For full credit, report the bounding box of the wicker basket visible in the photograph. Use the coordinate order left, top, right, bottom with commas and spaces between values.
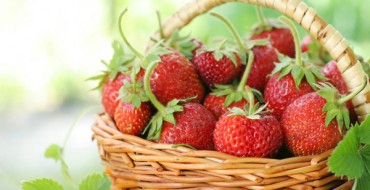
92, 0, 370, 189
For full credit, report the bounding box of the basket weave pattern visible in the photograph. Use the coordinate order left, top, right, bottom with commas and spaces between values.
92, 0, 369, 189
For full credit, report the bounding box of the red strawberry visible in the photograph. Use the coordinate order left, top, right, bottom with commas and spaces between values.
251, 8, 294, 57
281, 92, 344, 156
264, 74, 314, 120
101, 73, 131, 116
263, 16, 325, 120
243, 44, 279, 92
204, 94, 248, 119
114, 101, 152, 135
143, 58, 215, 150
213, 101, 283, 158
150, 50, 205, 105
321, 61, 357, 122
158, 102, 216, 150
193, 48, 242, 88
252, 27, 294, 58
281, 79, 366, 156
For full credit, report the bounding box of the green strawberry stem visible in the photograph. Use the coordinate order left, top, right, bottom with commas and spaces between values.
156, 11, 165, 40
279, 16, 302, 67
118, 8, 144, 60
237, 52, 255, 92
143, 60, 166, 114
338, 77, 367, 105
246, 86, 255, 114
209, 12, 246, 53
255, 6, 266, 29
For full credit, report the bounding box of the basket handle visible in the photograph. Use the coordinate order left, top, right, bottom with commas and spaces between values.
148, 0, 370, 122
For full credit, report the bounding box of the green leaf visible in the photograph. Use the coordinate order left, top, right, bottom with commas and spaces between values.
359, 117, 370, 144
45, 144, 63, 162
79, 173, 111, 190
22, 178, 64, 190
328, 125, 363, 179
304, 69, 316, 89
354, 171, 370, 190
291, 66, 305, 88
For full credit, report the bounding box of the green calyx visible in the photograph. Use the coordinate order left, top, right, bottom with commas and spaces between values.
142, 59, 192, 140
209, 12, 247, 65
211, 51, 263, 107
88, 40, 135, 91
165, 30, 198, 59
198, 39, 240, 67
117, 76, 149, 108
271, 16, 326, 90
227, 86, 269, 120
317, 77, 367, 131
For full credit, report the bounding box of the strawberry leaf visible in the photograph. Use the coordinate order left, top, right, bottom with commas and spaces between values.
79, 173, 111, 190
45, 144, 63, 162
328, 125, 363, 179
165, 30, 198, 59
22, 178, 64, 190
329, 116, 370, 190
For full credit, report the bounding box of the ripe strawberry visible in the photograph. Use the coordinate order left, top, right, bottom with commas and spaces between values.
243, 44, 279, 92
252, 26, 294, 58
263, 17, 325, 120
193, 46, 242, 88
280, 79, 366, 156
114, 101, 152, 135
143, 61, 215, 150
158, 102, 216, 150
321, 61, 357, 122
204, 94, 248, 119
150, 50, 205, 105
264, 74, 314, 120
281, 92, 344, 156
213, 99, 283, 158
101, 73, 131, 116
251, 8, 294, 58
201, 12, 264, 117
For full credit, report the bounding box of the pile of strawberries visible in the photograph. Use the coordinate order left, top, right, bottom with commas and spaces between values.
92, 8, 365, 159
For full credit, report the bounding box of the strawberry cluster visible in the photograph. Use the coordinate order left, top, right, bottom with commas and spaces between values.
92, 8, 366, 159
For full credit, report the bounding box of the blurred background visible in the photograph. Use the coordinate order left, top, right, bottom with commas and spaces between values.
0, 0, 369, 189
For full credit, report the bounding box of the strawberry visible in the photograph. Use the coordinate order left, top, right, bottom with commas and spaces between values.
203, 93, 248, 119
281, 81, 366, 156
101, 72, 131, 116
321, 61, 357, 122
264, 74, 314, 119
213, 88, 283, 157
114, 101, 152, 135
263, 17, 325, 120
301, 35, 312, 53
244, 44, 279, 92
143, 61, 216, 150
201, 12, 265, 119
158, 102, 216, 150
193, 48, 242, 88
251, 8, 294, 58
150, 49, 205, 105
